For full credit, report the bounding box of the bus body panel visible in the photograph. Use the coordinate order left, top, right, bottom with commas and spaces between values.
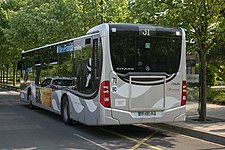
110, 106, 185, 124
102, 24, 186, 124
109, 71, 184, 111
19, 23, 186, 126
20, 81, 101, 125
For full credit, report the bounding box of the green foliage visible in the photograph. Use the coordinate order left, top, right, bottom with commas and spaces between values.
0, 0, 130, 71
129, 0, 225, 53
206, 65, 217, 86
128, 0, 225, 119
208, 42, 225, 83
3, 0, 129, 46
207, 88, 225, 105
187, 87, 225, 105
104, 0, 130, 23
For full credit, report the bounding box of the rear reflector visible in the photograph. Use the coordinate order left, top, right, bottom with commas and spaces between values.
100, 81, 111, 108
181, 81, 186, 106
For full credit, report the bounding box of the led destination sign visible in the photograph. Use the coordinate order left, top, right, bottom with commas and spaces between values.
57, 42, 74, 53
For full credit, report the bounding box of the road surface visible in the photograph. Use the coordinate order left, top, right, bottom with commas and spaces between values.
0, 87, 224, 150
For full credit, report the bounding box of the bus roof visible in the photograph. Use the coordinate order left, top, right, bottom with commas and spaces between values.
21, 32, 100, 54
22, 23, 182, 54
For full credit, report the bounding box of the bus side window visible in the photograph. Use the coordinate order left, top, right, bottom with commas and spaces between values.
73, 36, 101, 95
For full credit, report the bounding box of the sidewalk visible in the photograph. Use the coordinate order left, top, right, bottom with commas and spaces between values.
164, 101, 225, 145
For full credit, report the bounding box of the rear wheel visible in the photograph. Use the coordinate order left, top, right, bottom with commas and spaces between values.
62, 96, 72, 125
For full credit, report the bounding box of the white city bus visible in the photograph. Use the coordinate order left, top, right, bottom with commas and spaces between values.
19, 23, 186, 125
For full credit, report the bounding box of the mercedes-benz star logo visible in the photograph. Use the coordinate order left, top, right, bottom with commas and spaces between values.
145, 66, 150, 71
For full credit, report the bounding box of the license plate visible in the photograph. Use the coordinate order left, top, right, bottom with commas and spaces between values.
138, 111, 156, 116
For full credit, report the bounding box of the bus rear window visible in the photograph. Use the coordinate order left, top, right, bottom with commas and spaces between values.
110, 31, 182, 74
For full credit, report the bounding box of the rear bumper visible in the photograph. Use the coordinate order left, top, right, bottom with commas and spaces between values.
102, 106, 186, 125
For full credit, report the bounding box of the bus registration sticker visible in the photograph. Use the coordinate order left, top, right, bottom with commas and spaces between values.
115, 99, 126, 107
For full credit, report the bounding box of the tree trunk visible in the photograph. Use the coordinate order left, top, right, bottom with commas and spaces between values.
0, 69, 2, 83
6, 66, 9, 84
3, 69, 5, 84
199, 51, 207, 121
13, 66, 16, 87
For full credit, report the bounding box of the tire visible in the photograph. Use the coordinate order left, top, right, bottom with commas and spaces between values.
61, 96, 72, 125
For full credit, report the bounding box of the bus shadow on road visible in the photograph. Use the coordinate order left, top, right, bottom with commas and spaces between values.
21, 104, 177, 149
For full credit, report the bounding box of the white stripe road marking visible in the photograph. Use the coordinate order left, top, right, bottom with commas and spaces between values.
73, 134, 111, 150
0, 91, 19, 95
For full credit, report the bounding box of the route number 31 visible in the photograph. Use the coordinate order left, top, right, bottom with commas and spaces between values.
142, 29, 151, 36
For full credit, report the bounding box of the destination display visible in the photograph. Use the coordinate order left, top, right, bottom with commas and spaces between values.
57, 42, 74, 53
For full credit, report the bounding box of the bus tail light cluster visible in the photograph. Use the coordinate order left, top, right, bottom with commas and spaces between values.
181, 81, 186, 106
100, 81, 111, 108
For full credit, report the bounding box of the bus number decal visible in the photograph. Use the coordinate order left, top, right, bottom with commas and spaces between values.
112, 77, 118, 84
111, 85, 118, 93
142, 29, 150, 36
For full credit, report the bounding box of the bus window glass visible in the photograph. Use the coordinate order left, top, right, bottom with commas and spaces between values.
22, 53, 35, 82
57, 42, 74, 78
135, 36, 181, 74
39, 48, 50, 82
110, 30, 182, 75
73, 37, 101, 94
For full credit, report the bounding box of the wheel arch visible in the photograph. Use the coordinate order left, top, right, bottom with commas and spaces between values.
60, 93, 72, 124
60, 93, 69, 115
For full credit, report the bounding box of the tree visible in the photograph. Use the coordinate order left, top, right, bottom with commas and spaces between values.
130, 0, 225, 121
4, 0, 131, 51
0, 0, 132, 86
0, 0, 28, 85
182, 0, 225, 121
104, 0, 130, 23
208, 41, 225, 83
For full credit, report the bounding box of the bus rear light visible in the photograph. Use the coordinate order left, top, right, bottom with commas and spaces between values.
100, 81, 111, 108
181, 81, 186, 106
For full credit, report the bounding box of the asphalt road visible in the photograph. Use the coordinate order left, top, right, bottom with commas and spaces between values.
0, 87, 224, 150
